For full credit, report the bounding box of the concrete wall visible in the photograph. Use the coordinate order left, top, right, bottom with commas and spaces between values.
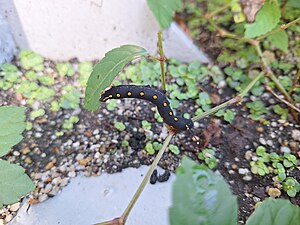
0, 0, 160, 61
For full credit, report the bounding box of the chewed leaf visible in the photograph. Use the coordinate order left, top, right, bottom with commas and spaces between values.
84, 45, 148, 111
245, 1, 281, 38
0, 106, 26, 157
0, 160, 35, 208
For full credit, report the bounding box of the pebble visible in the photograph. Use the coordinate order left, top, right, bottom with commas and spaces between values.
245, 151, 253, 161
35, 132, 42, 138
291, 129, 300, 141
43, 183, 52, 193
5, 214, 13, 223
21, 147, 30, 155
243, 175, 252, 181
280, 146, 291, 153
75, 153, 84, 161
0, 219, 4, 225
267, 187, 281, 198
9, 202, 20, 212
24, 157, 33, 164
72, 142, 80, 148
238, 168, 249, 175
60, 178, 69, 187
68, 171, 76, 178
13, 151, 20, 156
259, 138, 266, 145
271, 122, 277, 127
266, 140, 273, 146
93, 129, 99, 135
38, 194, 48, 202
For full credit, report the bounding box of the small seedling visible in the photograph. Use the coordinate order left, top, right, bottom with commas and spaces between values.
62, 116, 79, 130
56, 62, 75, 77
30, 109, 45, 120
198, 148, 217, 169
169, 144, 180, 155
19, 50, 44, 71
114, 121, 126, 132
246, 100, 268, 120
142, 120, 152, 130
283, 177, 300, 197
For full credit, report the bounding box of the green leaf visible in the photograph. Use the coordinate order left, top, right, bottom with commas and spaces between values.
246, 198, 300, 225
245, 1, 281, 38
147, 0, 182, 29
0, 160, 35, 208
170, 157, 238, 225
0, 107, 26, 157
84, 45, 148, 111
267, 30, 288, 53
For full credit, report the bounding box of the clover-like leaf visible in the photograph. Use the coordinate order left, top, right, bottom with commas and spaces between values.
147, 0, 182, 29
84, 45, 148, 111
246, 198, 300, 225
170, 157, 238, 225
0, 160, 35, 208
245, 1, 281, 38
0, 106, 26, 157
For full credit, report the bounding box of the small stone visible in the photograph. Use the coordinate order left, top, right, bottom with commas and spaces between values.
35, 132, 42, 138
5, 214, 13, 223
21, 147, 30, 155
228, 170, 235, 174
259, 138, 266, 145
238, 168, 249, 175
72, 142, 80, 148
0, 219, 4, 225
60, 178, 69, 187
266, 140, 273, 146
68, 171, 76, 178
243, 175, 252, 181
245, 151, 253, 161
38, 194, 48, 202
231, 164, 238, 170
253, 196, 261, 202
291, 130, 300, 141
271, 122, 277, 127
256, 126, 264, 133
13, 151, 20, 156
24, 157, 33, 164
52, 177, 62, 185
280, 146, 291, 153
48, 187, 60, 196
43, 183, 52, 194
93, 129, 99, 135
267, 187, 281, 198
9, 202, 20, 212
45, 159, 56, 170
75, 153, 84, 161
78, 159, 88, 166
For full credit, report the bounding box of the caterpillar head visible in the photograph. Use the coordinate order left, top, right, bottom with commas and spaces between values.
100, 86, 113, 102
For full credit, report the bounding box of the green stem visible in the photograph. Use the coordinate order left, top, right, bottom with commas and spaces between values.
121, 132, 173, 221
192, 72, 264, 122
206, 3, 230, 18
158, 31, 166, 91
256, 17, 300, 41
238, 72, 264, 98
253, 43, 292, 102
95, 132, 174, 225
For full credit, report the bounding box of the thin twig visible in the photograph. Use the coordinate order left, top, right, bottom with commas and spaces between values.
256, 17, 300, 41
266, 85, 300, 113
158, 31, 166, 91
95, 132, 174, 225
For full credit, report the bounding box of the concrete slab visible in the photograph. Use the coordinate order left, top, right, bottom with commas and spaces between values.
10, 166, 175, 225
0, 1, 210, 63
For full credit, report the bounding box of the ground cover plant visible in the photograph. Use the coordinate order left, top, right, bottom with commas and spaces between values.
0, 0, 299, 224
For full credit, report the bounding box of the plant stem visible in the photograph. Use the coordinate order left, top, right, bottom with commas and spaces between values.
238, 72, 264, 98
256, 17, 300, 41
206, 3, 230, 18
158, 31, 166, 91
192, 72, 264, 122
95, 132, 174, 225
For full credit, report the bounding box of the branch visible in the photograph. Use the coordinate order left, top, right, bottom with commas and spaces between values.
95, 132, 175, 225
256, 17, 300, 41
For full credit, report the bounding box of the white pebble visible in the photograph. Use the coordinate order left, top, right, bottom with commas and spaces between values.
280, 146, 291, 153
291, 129, 300, 141
38, 194, 48, 202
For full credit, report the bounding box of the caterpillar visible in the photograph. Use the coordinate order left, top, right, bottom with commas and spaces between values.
100, 85, 193, 131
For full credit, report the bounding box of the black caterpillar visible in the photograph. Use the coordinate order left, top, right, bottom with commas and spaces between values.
100, 85, 193, 131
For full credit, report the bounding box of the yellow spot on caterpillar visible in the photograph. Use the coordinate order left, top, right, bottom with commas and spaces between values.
109, 95, 112, 98
116, 93, 121, 97
174, 117, 178, 121
163, 102, 167, 107
169, 111, 173, 116
186, 125, 190, 130
140, 92, 145, 96
128, 92, 132, 96
153, 95, 158, 100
